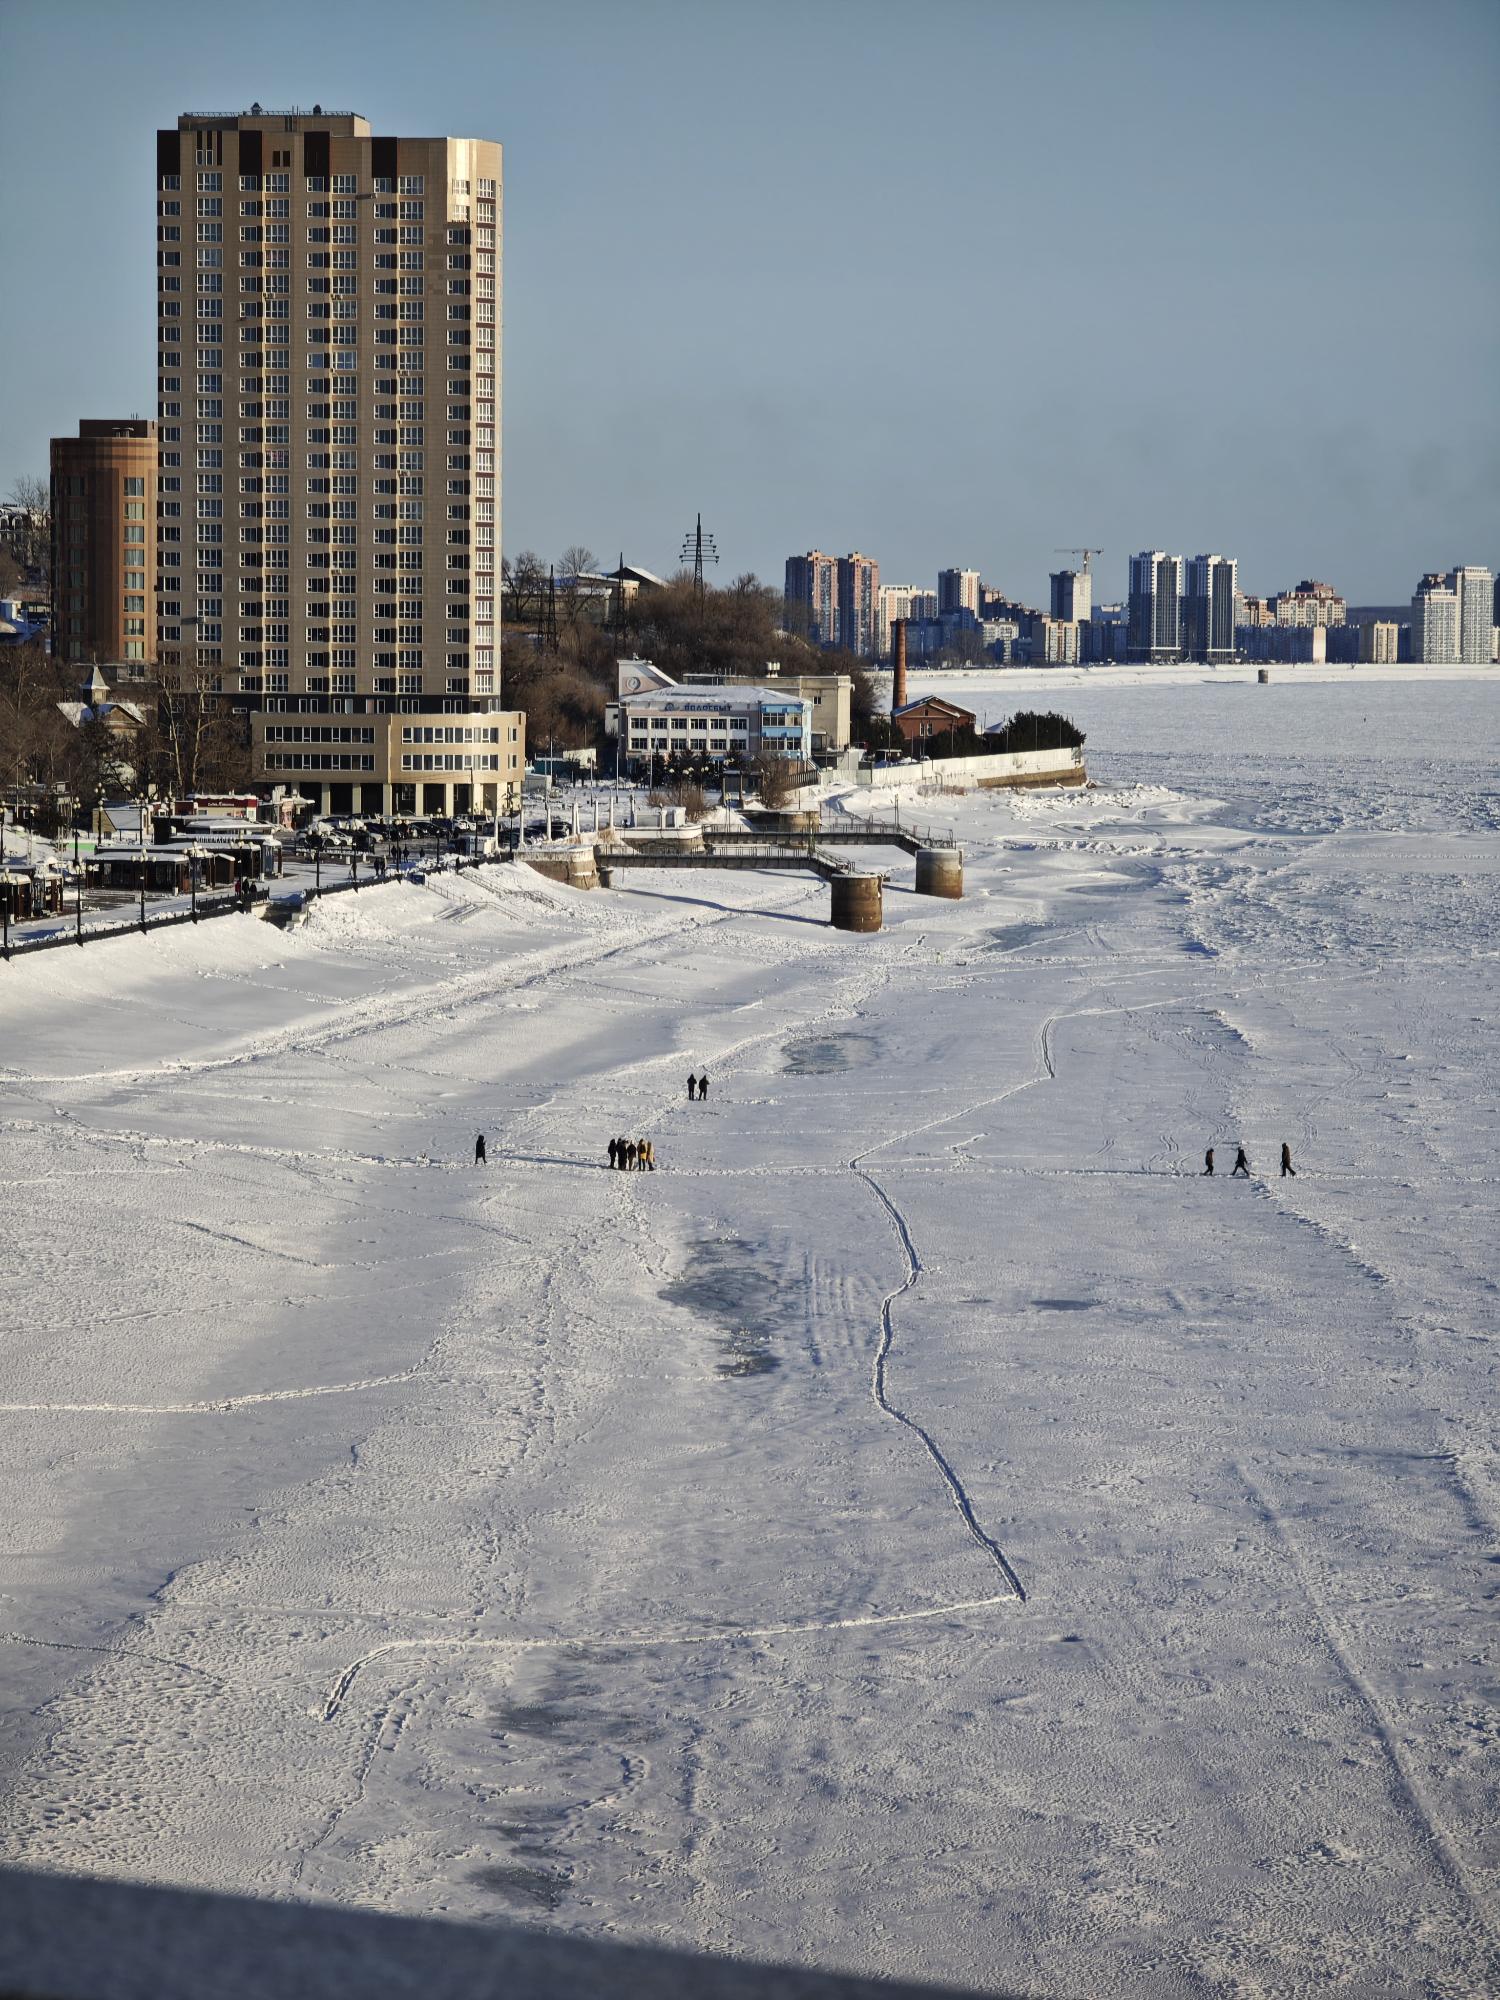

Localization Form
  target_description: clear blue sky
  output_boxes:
[2,0,1496,605]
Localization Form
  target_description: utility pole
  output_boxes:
[680,514,718,607]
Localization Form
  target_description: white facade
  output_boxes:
[1453,565,1494,665]
[937,568,980,617]
[1412,576,1459,662]
[619,684,812,767]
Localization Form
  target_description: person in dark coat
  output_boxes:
[698,1074,710,1101]
[1281,1141,1295,1177]
[624,1139,637,1170]
[1203,1147,1215,1176]
[687,1074,698,1101]
[1231,1146,1250,1177]
[474,1133,487,1165]
[608,1137,619,1169]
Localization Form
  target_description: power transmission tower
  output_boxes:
[545,564,559,655]
[680,513,718,603]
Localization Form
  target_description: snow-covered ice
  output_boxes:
[1,677,1497,1997]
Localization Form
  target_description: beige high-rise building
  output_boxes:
[50,420,159,668]
[156,110,522,816]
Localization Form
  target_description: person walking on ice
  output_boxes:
[687,1073,698,1101]
[1231,1146,1251,1177]
[1281,1141,1296,1177]
[474,1133,487,1166]
[1203,1146,1215,1176]
[698,1073,710,1102]
[607,1137,618,1169]
[642,1139,656,1171]
[623,1139,637,1170]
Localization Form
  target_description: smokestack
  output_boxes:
[892,619,908,712]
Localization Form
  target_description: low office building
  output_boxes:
[252,708,524,818]
[618,683,811,772]
[680,663,851,754]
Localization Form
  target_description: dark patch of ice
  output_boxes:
[1032,1298,1097,1312]
[781,1030,881,1075]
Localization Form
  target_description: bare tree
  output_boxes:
[558,544,596,580]
[5,475,51,580]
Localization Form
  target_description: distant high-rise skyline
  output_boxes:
[784,550,838,647]
[1186,555,1237,663]
[1049,569,1091,625]
[937,568,980,619]
[1127,552,1186,662]
[1453,565,1494,664]
[837,551,880,659]
[1412,573,1460,663]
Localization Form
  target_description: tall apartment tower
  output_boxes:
[784,551,839,647]
[1049,568,1091,625]
[1452,564,1494,664]
[1185,554,1237,662]
[937,567,980,617]
[1411,573,1459,662]
[50,420,159,667]
[156,111,521,817]
[837,552,880,657]
[1127,552,1185,661]
[876,584,920,658]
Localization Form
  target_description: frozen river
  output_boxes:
[2,676,1497,1996]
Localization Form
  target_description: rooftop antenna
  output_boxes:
[680,513,718,604]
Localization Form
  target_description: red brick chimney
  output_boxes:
[892,619,908,712]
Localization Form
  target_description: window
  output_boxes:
[124,477,146,497]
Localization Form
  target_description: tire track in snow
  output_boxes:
[319,1590,1018,1722]
[0,1367,426,1417]
[1238,1462,1500,1956]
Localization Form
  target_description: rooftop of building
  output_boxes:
[179,107,369,130]
[71,419,156,441]
[620,686,810,713]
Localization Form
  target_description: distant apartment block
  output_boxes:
[1452,565,1495,664]
[1411,573,1459,662]
[1272,579,1346,626]
[876,583,919,659]
[784,550,839,647]
[937,567,980,617]
[837,551,880,657]
[1127,551,1185,661]
[1034,616,1080,665]
[1185,554,1237,663]
[157,109,520,818]
[1236,623,1327,663]
[1049,569,1091,625]
[1359,619,1399,664]
[50,420,159,666]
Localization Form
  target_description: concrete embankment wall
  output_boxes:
[855,747,1085,791]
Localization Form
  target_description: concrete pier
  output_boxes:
[914,847,963,899]
[830,874,883,933]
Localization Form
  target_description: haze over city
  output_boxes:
[1,0,1497,605]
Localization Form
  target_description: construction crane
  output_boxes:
[1055,546,1102,574]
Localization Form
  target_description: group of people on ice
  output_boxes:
[609,1137,655,1171]
[1204,1142,1296,1178]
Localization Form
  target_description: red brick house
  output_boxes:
[891,695,977,746]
